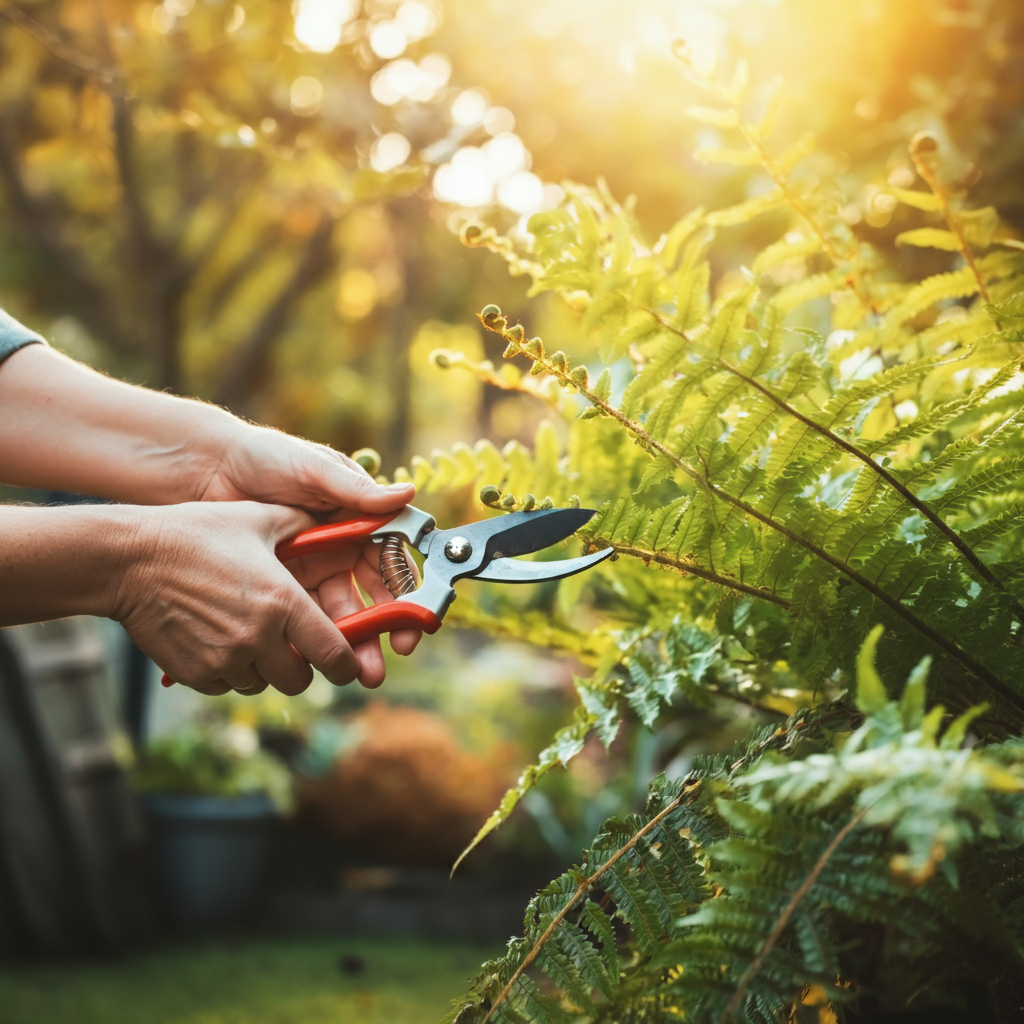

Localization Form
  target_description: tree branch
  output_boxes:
[213,216,338,408]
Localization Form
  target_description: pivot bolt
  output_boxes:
[444,537,473,563]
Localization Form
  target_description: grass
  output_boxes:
[0,936,498,1024]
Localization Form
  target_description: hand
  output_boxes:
[283,536,422,690]
[201,423,415,513]
[114,501,363,696]
[199,425,423,682]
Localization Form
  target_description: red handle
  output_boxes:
[275,513,399,561]
[332,603,441,645]
[161,510,424,687]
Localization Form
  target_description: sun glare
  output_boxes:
[293,0,358,53]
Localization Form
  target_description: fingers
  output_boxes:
[187,678,234,696]
[352,552,421,657]
[284,582,361,686]
[221,663,270,696]
[254,640,314,696]
[352,637,387,688]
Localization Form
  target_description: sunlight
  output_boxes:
[293,0,358,53]
[370,54,450,106]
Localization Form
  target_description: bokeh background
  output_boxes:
[0,0,1021,1021]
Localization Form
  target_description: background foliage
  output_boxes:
[3,0,1024,1021]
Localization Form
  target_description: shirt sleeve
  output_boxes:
[0,308,46,366]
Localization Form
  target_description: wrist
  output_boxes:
[102,505,166,622]
[176,405,252,503]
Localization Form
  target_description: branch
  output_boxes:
[0,3,120,88]
[646,309,1024,624]
[719,805,869,1024]
[213,216,338,408]
[611,542,791,608]
[482,780,701,1024]
[481,319,1024,715]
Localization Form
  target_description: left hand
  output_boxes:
[200,424,421,686]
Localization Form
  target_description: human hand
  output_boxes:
[201,423,414,514]
[199,425,422,675]
[114,501,366,696]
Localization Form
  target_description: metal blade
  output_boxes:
[465,507,598,563]
[474,547,613,584]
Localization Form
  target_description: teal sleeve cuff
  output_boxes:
[0,308,46,366]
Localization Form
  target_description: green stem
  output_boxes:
[611,542,790,608]
[481,781,699,1024]
[648,310,1024,624]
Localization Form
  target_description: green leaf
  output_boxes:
[940,704,989,750]
[899,656,931,730]
[856,625,888,714]
[706,187,785,227]
[889,187,941,212]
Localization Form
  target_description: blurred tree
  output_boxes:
[0,0,432,438]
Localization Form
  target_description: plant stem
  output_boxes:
[910,144,993,309]
[611,543,791,608]
[719,805,869,1024]
[482,781,701,1024]
[646,309,1024,624]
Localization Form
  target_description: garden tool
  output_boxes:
[161,504,611,686]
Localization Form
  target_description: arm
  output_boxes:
[0,344,414,512]
[0,341,420,690]
[0,501,361,695]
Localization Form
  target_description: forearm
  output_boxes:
[0,503,138,625]
[0,345,243,503]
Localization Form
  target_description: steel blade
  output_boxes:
[474,547,613,584]
[460,507,598,563]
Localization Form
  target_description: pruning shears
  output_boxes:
[161,504,611,687]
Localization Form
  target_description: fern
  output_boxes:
[409,54,1024,1023]
[446,635,1024,1024]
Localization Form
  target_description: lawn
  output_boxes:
[0,936,497,1024]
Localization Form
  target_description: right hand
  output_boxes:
[113,501,359,696]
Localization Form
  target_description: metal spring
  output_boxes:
[379,534,418,597]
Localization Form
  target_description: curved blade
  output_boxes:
[462,507,598,563]
[474,547,613,584]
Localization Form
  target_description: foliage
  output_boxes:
[405,37,1024,1021]
[135,724,293,812]
[444,637,1024,1023]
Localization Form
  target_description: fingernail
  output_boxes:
[385,483,411,491]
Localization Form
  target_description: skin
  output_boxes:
[0,343,421,696]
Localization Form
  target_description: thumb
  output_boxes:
[259,503,320,545]
[318,459,415,513]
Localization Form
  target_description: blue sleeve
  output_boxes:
[0,308,46,366]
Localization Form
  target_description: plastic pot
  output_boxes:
[143,792,276,932]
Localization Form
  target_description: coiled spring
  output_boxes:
[379,534,418,597]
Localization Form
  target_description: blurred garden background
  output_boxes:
[0,0,1022,1021]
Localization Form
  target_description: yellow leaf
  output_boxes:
[889,187,941,212]
[895,228,960,251]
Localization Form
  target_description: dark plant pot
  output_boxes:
[143,792,276,933]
